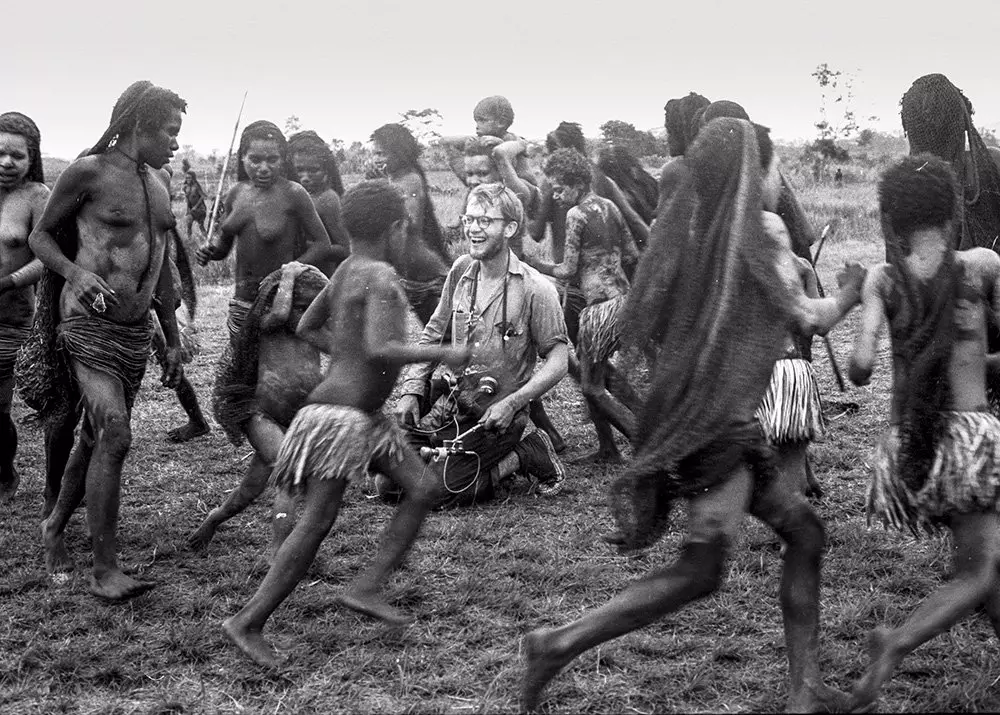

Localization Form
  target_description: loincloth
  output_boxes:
[150,307,199,367]
[57,314,151,410]
[0,324,30,382]
[400,275,446,325]
[609,421,776,552]
[270,403,409,491]
[577,295,626,365]
[755,358,825,445]
[869,411,1000,536]
[227,299,253,343]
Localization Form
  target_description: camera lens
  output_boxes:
[478,376,498,395]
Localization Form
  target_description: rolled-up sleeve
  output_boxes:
[528,272,570,357]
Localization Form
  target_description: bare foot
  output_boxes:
[222,617,285,668]
[41,518,74,574]
[88,569,156,601]
[572,449,623,465]
[40,493,57,521]
[337,589,414,627]
[186,517,218,551]
[848,627,895,713]
[786,682,852,713]
[0,467,20,503]
[522,627,573,712]
[167,422,210,443]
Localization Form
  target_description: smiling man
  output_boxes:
[386,183,570,508]
[29,81,187,601]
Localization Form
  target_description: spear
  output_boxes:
[810,219,846,392]
[205,91,248,241]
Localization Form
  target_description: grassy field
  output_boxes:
[3,167,1000,714]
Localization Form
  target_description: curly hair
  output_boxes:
[341,180,406,243]
[88,80,187,155]
[287,129,345,196]
[473,95,514,129]
[879,155,960,491]
[237,120,287,182]
[544,148,592,188]
[0,112,43,183]
[546,122,586,154]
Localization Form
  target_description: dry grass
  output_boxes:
[3,169,1000,714]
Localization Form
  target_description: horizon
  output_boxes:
[8,0,999,161]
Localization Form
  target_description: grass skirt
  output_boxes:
[57,314,151,410]
[0,324,30,382]
[755,358,825,445]
[577,295,626,365]
[869,411,1000,535]
[271,404,409,492]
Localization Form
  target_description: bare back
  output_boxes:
[0,181,48,327]
[306,256,411,412]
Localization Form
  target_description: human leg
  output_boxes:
[72,362,153,600]
[581,359,635,447]
[751,460,842,713]
[166,374,210,442]
[529,399,565,454]
[42,415,93,574]
[850,512,1000,711]
[522,469,752,711]
[0,377,19,502]
[339,447,434,625]
[223,475,347,667]
[187,413,284,550]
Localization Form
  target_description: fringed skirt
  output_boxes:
[755,358,825,445]
[577,295,626,365]
[227,299,253,343]
[0,324,30,382]
[270,404,409,492]
[869,411,1000,535]
[57,314,151,410]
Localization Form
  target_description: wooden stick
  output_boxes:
[810,221,847,392]
[205,91,248,242]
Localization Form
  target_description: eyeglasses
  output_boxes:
[460,214,506,229]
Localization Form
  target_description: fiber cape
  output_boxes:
[610,118,793,551]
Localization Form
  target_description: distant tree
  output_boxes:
[599,119,660,157]
[981,126,1000,149]
[284,115,302,135]
[399,108,443,147]
[857,128,876,147]
[811,63,857,161]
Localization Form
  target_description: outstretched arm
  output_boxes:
[848,267,887,386]
[529,208,582,281]
[601,175,650,249]
[439,135,472,184]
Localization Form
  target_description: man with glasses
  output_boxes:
[384,183,570,508]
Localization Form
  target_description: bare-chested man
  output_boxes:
[369,123,451,324]
[527,148,639,463]
[288,130,350,270]
[222,180,468,667]
[195,120,336,340]
[521,118,865,713]
[29,81,186,600]
[847,155,1000,711]
[187,262,328,555]
[0,112,49,502]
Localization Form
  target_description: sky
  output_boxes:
[7,0,999,159]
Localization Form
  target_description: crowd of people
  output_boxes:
[2,73,1000,712]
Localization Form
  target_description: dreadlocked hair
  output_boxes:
[597,145,659,224]
[237,120,287,182]
[287,130,345,196]
[0,112,43,183]
[879,155,960,490]
[901,74,1000,250]
[546,122,586,154]
[663,92,710,156]
[544,148,592,188]
[369,123,450,264]
[213,265,329,445]
[89,81,187,155]
[341,180,406,243]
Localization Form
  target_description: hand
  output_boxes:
[195,243,220,267]
[160,347,183,389]
[441,346,472,369]
[479,395,518,433]
[395,394,421,428]
[479,135,504,150]
[836,261,866,295]
[68,267,119,313]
